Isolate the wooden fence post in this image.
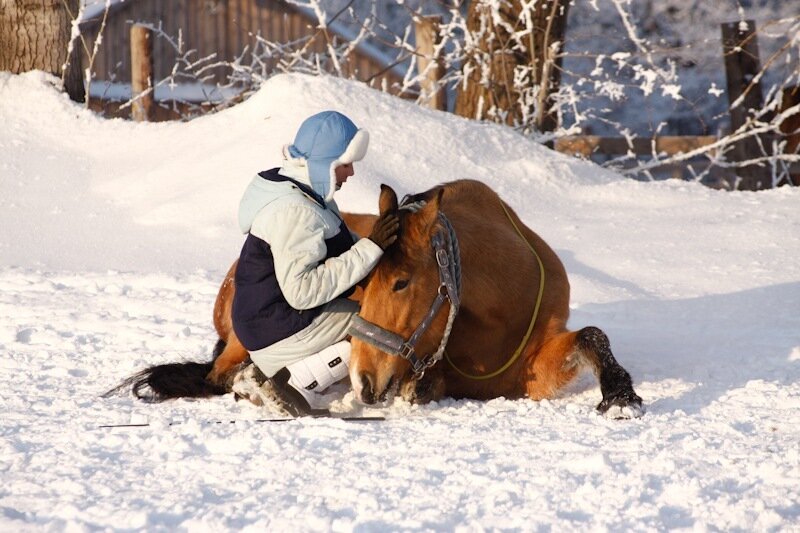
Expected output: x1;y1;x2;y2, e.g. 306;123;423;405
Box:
414;15;446;112
779;86;800;186
721;20;771;190
130;24;154;122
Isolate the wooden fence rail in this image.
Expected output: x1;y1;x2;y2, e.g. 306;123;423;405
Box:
555;135;799;181
554;136;718;158
554;20;798;188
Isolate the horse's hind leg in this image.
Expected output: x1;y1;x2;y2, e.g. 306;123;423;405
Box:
574;326;643;418
206;334;249;388
525;331;582;401
525;328;643;418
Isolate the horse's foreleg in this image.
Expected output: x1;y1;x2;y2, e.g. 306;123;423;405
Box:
399;365;446;404
574;326;643;418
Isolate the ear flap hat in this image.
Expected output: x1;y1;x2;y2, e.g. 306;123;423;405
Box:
284;111;369;201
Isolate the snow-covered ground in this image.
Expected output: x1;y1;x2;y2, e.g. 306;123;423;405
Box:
1;71;799;531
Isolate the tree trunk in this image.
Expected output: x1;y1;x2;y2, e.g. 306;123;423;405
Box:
0;0;85;102
454;0;569;135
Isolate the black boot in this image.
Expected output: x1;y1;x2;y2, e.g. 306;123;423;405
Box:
267;367;330;417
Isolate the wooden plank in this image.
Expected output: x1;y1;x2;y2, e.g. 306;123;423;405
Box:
241;0;251;52
184;0;193;63
212;1;226;81
291;11;302;44
245;0;255;41
152;0;164;81
256;2;270;71
554;136;718;157
198;0;212;80
721;20;772;190
270;5;280;47
195;0;206;71
283;10;292;43
255;0;267;41
227;0;240;61
109;16;123;81
156;0;167;81
183;0;192;62
216;0;227;78
98;16;112;81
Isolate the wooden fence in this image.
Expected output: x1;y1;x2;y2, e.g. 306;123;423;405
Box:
79;0;404;95
97;8;799;188
553;21;799;189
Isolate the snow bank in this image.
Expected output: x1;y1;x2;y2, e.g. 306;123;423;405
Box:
1;71;799;531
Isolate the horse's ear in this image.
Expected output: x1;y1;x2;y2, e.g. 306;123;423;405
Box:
416;187;443;231
379;184;398;215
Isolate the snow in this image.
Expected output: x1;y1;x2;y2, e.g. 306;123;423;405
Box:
2;70;800;531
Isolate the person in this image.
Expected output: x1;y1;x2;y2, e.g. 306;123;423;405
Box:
231;110;398;416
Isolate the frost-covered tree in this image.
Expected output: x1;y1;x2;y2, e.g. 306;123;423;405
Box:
0;0;84;102
454;0;570;135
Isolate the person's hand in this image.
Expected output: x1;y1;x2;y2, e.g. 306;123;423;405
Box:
368;213;399;250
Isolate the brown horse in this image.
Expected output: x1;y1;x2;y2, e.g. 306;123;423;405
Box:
348;180;643;418
113;180;642;419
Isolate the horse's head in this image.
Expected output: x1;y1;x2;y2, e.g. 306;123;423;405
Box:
350;184;457;404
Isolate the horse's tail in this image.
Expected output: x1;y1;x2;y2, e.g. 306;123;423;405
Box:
103;339;230;402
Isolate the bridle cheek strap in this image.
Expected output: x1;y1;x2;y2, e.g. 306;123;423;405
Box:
348;213;461;377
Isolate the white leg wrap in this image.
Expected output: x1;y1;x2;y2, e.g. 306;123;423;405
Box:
286;340;351;393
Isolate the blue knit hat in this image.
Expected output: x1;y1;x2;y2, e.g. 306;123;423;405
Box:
286;111;369;201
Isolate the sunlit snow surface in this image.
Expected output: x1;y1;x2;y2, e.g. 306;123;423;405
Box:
1;71;799;530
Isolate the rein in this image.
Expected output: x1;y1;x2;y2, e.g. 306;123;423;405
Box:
349;197;545;381
444;200;545;380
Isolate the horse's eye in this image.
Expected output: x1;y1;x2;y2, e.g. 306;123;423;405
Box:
392;279;409;292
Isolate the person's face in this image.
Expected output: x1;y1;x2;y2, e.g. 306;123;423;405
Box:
335;163;355;189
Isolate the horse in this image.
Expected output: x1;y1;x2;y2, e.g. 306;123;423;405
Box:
347;180;643;418
109;179;642;419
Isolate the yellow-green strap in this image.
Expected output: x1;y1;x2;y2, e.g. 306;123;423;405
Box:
444;200;545;380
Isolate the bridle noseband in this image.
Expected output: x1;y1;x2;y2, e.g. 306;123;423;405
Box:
349;210;461;378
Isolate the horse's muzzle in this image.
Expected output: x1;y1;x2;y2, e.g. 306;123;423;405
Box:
357;372;396;405
359;372;376;404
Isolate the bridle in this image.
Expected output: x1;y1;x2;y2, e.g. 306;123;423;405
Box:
349;209;461;378
349;196;546;382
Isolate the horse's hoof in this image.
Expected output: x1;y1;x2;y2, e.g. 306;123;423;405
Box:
597;391;644;419
411;378;434;404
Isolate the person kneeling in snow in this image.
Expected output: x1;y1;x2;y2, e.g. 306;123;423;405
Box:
232;111;398;416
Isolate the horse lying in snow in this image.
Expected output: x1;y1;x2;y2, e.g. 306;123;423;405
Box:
115;179;643;418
